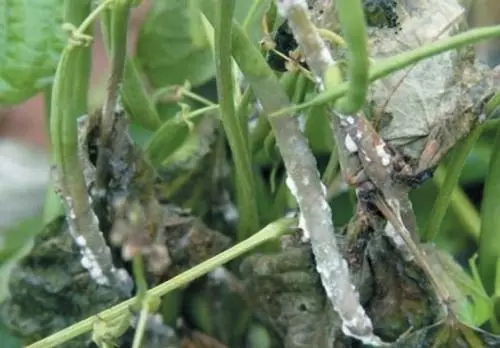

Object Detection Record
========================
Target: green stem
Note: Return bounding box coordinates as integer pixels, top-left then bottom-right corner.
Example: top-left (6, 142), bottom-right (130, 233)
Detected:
top-left (182, 89), bottom-right (215, 106)
top-left (271, 25), bottom-right (500, 117)
top-left (214, 0), bottom-right (259, 240)
top-left (95, 0), bottom-right (132, 195)
top-left (423, 126), bottom-right (483, 242)
top-left (334, 0), bottom-right (369, 114)
top-left (132, 255), bottom-right (148, 305)
top-left (242, 0), bottom-right (264, 31)
top-left (131, 302), bottom-right (149, 348)
top-left (479, 121), bottom-right (500, 295)
top-left (236, 86), bottom-right (253, 149)
top-left (51, 1), bottom-right (123, 289)
top-left (26, 218), bottom-right (295, 348)
top-left (100, 10), bottom-right (161, 131)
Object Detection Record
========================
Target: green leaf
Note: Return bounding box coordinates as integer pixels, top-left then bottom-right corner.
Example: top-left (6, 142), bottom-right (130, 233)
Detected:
top-left (136, 0), bottom-right (214, 88)
top-left (136, 0), bottom-right (270, 89)
top-left (145, 117), bottom-right (191, 167)
top-left (0, 0), bottom-right (65, 105)
top-left (0, 215), bottom-right (41, 303)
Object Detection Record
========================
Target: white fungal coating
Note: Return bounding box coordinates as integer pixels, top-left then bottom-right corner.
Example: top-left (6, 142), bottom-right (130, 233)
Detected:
top-left (375, 144), bottom-right (391, 166)
top-left (344, 134), bottom-right (358, 153)
top-left (346, 116), bottom-right (355, 125)
top-left (80, 247), bottom-right (110, 285)
top-left (302, 175), bottom-right (310, 186)
top-left (276, 0), bottom-right (308, 17)
top-left (298, 113), bottom-right (306, 132)
top-left (298, 213), bottom-right (310, 241)
top-left (75, 235), bottom-right (87, 247)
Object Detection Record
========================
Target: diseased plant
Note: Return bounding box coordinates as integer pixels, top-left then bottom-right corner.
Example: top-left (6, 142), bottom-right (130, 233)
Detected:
top-left (2, 0), bottom-right (500, 347)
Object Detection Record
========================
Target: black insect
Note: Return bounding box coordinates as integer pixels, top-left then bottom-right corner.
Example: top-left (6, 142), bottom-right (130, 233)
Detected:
top-left (394, 167), bottom-right (436, 189)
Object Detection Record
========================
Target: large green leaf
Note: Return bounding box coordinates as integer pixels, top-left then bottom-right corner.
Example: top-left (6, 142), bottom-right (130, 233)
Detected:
top-left (136, 0), bottom-right (215, 88)
top-left (0, 0), bottom-right (65, 105)
top-left (136, 0), bottom-right (270, 89)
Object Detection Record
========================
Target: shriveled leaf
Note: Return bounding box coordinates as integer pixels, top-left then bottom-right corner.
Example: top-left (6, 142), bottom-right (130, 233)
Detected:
top-left (363, 0), bottom-right (498, 161)
top-left (0, 0), bottom-right (65, 105)
top-left (0, 217), bottom-right (126, 345)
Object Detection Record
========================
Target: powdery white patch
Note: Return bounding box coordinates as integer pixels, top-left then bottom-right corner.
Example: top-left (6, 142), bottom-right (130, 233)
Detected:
top-left (222, 202), bottom-right (239, 223)
top-left (346, 116), bottom-right (355, 125)
top-left (209, 267), bottom-right (228, 282)
top-left (276, 0), bottom-right (308, 17)
top-left (320, 182), bottom-right (328, 196)
top-left (319, 46), bottom-right (336, 66)
top-left (344, 134), bottom-right (358, 153)
top-left (75, 235), bottom-right (87, 247)
top-left (384, 222), bottom-right (405, 249)
top-left (298, 213), bottom-right (310, 242)
top-left (286, 175), bottom-right (299, 200)
top-left (375, 144), bottom-right (391, 166)
top-left (302, 175), bottom-right (310, 186)
top-left (342, 307), bottom-right (385, 346)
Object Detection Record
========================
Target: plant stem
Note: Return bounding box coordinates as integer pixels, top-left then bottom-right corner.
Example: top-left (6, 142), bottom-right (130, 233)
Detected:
top-left (478, 121), bottom-right (500, 295)
top-left (243, 0), bottom-right (264, 31)
top-left (214, 0), bottom-right (260, 241)
top-left (51, 0), bottom-right (129, 292)
top-left (332, 0), bottom-right (369, 114)
top-left (100, 9), bottom-right (161, 131)
top-left (271, 25), bottom-right (500, 117)
top-left (423, 126), bottom-right (483, 242)
top-left (206, 3), bottom-right (384, 343)
top-left (274, 2), bottom-right (382, 344)
top-left (94, 0), bottom-right (132, 195)
top-left (26, 218), bottom-right (295, 348)
top-left (131, 303), bottom-right (149, 348)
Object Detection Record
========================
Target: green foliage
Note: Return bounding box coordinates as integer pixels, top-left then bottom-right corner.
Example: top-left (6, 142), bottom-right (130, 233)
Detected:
top-left (136, 0), bottom-right (215, 88)
top-left (0, 0), bottom-right (65, 105)
top-left (136, 0), bottom-right (270, 89)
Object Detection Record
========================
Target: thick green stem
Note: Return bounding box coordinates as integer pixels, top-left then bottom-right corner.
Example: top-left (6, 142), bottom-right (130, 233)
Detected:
top-left (479, 122), bottom-right (500, 295)
top-left (214, 0), bottom-right (259, 240)
top-left (271, 25), bottom-right (500, 117)
top-left (423, 126), bottom-right (482, 242)
top-left (51, 0), bottom-right (124, 290)
top-left (26, 218), bottom-right (294, 348)
top-left (333, 0), bottom-right (369, 114)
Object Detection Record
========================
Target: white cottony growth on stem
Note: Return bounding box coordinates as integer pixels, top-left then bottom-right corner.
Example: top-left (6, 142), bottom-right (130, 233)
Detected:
top-left (277, 1), bottom-right (386, 345)
top-left (344, 134), bottom-right (358, 153)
